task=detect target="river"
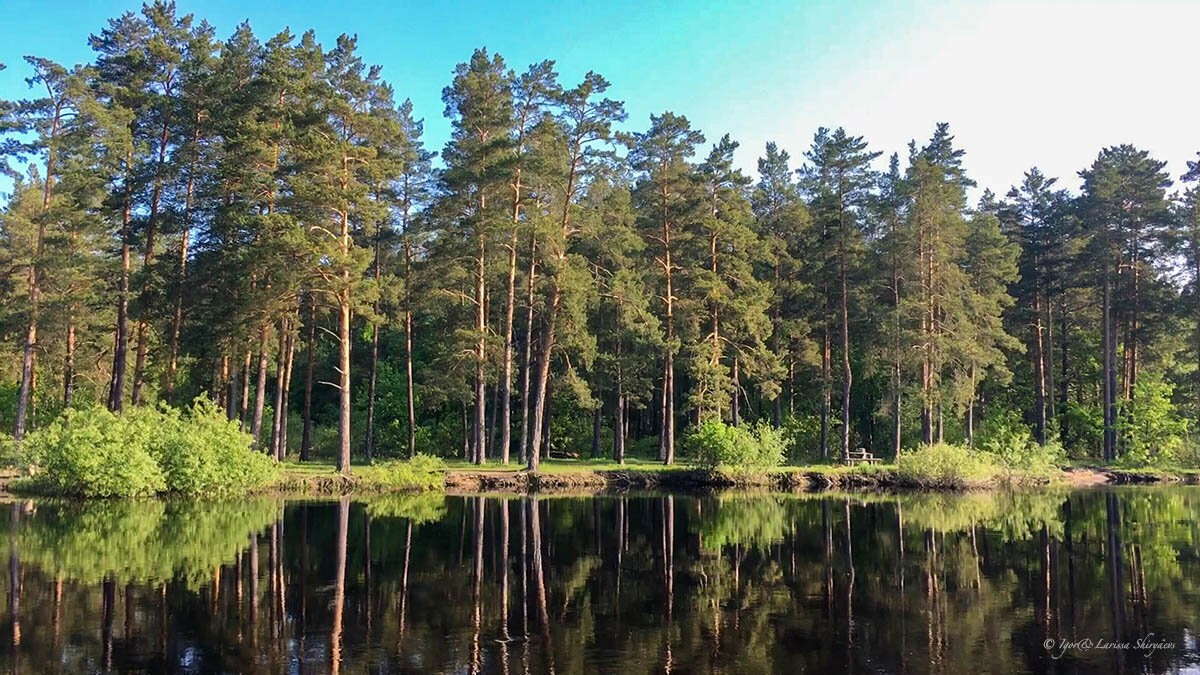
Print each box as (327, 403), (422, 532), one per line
(0, 487), (1197, 674)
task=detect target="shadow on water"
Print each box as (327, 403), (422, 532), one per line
(0, 487), (1197, 674)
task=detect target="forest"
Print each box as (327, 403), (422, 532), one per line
(3, 1), (1200, 474)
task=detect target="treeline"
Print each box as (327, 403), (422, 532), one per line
(2, 2), (1199, 471)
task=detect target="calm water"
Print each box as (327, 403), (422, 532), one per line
(0, 488), (1198, 674)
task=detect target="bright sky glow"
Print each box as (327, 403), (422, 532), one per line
(2, 0), (1198, 199)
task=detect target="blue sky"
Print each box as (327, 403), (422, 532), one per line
(2, 0), (1198, 199)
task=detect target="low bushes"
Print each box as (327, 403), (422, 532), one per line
(976, 411), (1065, 478)
(896, 443), (1000, 486)
(152, 399), (279, 495)
(19, 398), (277, 498)
(364, 454), (446, 491)
(685, 419), (786, 470)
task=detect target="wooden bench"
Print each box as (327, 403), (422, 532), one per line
(842, 448), (882, 466)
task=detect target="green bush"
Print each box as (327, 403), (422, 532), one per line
(896, 443), (999, 486)
(781, 414), (835, 463)
(20, 398), (277, 497)
(1118, 377), (1189, 467)
(152, 398), (278, 495)
(367, 454), (446, 491)
(685, 420), (786, 470)
(23, 405), (167, 497)
(976, 411), (1065, 477)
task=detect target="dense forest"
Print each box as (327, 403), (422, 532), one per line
(2, 2), (1199, 472)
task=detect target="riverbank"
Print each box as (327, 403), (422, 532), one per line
(266, 458), (1200, 496)
(4, 458), (1194, 498)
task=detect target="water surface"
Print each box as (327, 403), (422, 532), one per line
(1, 488), (1198, 674)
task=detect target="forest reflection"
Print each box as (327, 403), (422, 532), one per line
(0, 488), (1197, 674)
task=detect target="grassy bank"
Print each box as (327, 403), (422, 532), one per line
(271, 455), (1200, 495)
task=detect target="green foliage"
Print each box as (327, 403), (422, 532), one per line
(695, 495), (790, 551)
(366, 454), (445, 491)
(17, 498), (281, 587)
(1119, 377), (1190, 467)
(151, 398), (279, 495)
(976, 410), (1065, 477)
(685, 419), (786, 470)
(1062, 401), (1104, 459)
(366, 492), (448, 523)
(20, 398), (277, 497)
(781, 414), (835, 462)
(896, 443), (999, 486)
(22, 405), (167, 497)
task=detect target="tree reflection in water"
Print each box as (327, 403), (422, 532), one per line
(0, 488), (1196, 674)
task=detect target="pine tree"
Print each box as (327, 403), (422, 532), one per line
(630, 112), (704, 465)
(441, 48), (514, 465)
(1001, 169), (1071, 443)
(1079, 146), (1173, 460)
(870, 153), (911, 457)
(526, 72), (624, 470)
(956, 210), (1021, 446)
(799, 127), (879, 458)
(752, 142), (812, 428)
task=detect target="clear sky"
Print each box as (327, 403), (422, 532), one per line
(2, 0), (1198, 199)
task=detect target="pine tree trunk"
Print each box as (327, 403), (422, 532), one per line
(731, 357), (741, 426)
(839, 244), (852, 460)
(501, 232), (517, 465)
(1045, 297), (1057, 425)
(1059, 299), (1070, 445)
(614, 375), (625, 465)
(527, 285), (559, 471)
(62, 323), (75, 409)
(820, 319), (831, 458)
(15, 180), (52, 438)
(337, 291), (352, 473)
(240, 350), (252, 430)
(771, 263), (782, 429)
(279, 323), (295, 460)
(365, 322), (378, 462)
(1102, 266), (1115, 461)
(1033, 290), (1047, 444)
(592, 406), (602, 458)
(966, 363), (976, 448)
(252, 323), (271, 448)
(107, 172), (133, 414)
(488, 383), (500, 459)
(302, 298), (316, 461)
(271, 319), (289, 461)
(663, 213), (676, 465)
(519, 235), (536, 465)
(166, 121), (199, 401)
(226, 349), (239, 422)
(365, 231), (381, 462)
(474, 232), (487, 465)
(892, 238), (902, 459)
(131, 120), (173, 407)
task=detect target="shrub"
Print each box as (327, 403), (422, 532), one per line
(686, 420), (786, 470)
(896, 443), (999, 486)
(20, 398), (277, 497)
(23, 406), (167, 497)
(976, 410), (1064, 477)
(367, 454), (446, 491)
(1118, 377), (1189, 467)
(152, 398), (278, 495)
(781, 413), (839, 463)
